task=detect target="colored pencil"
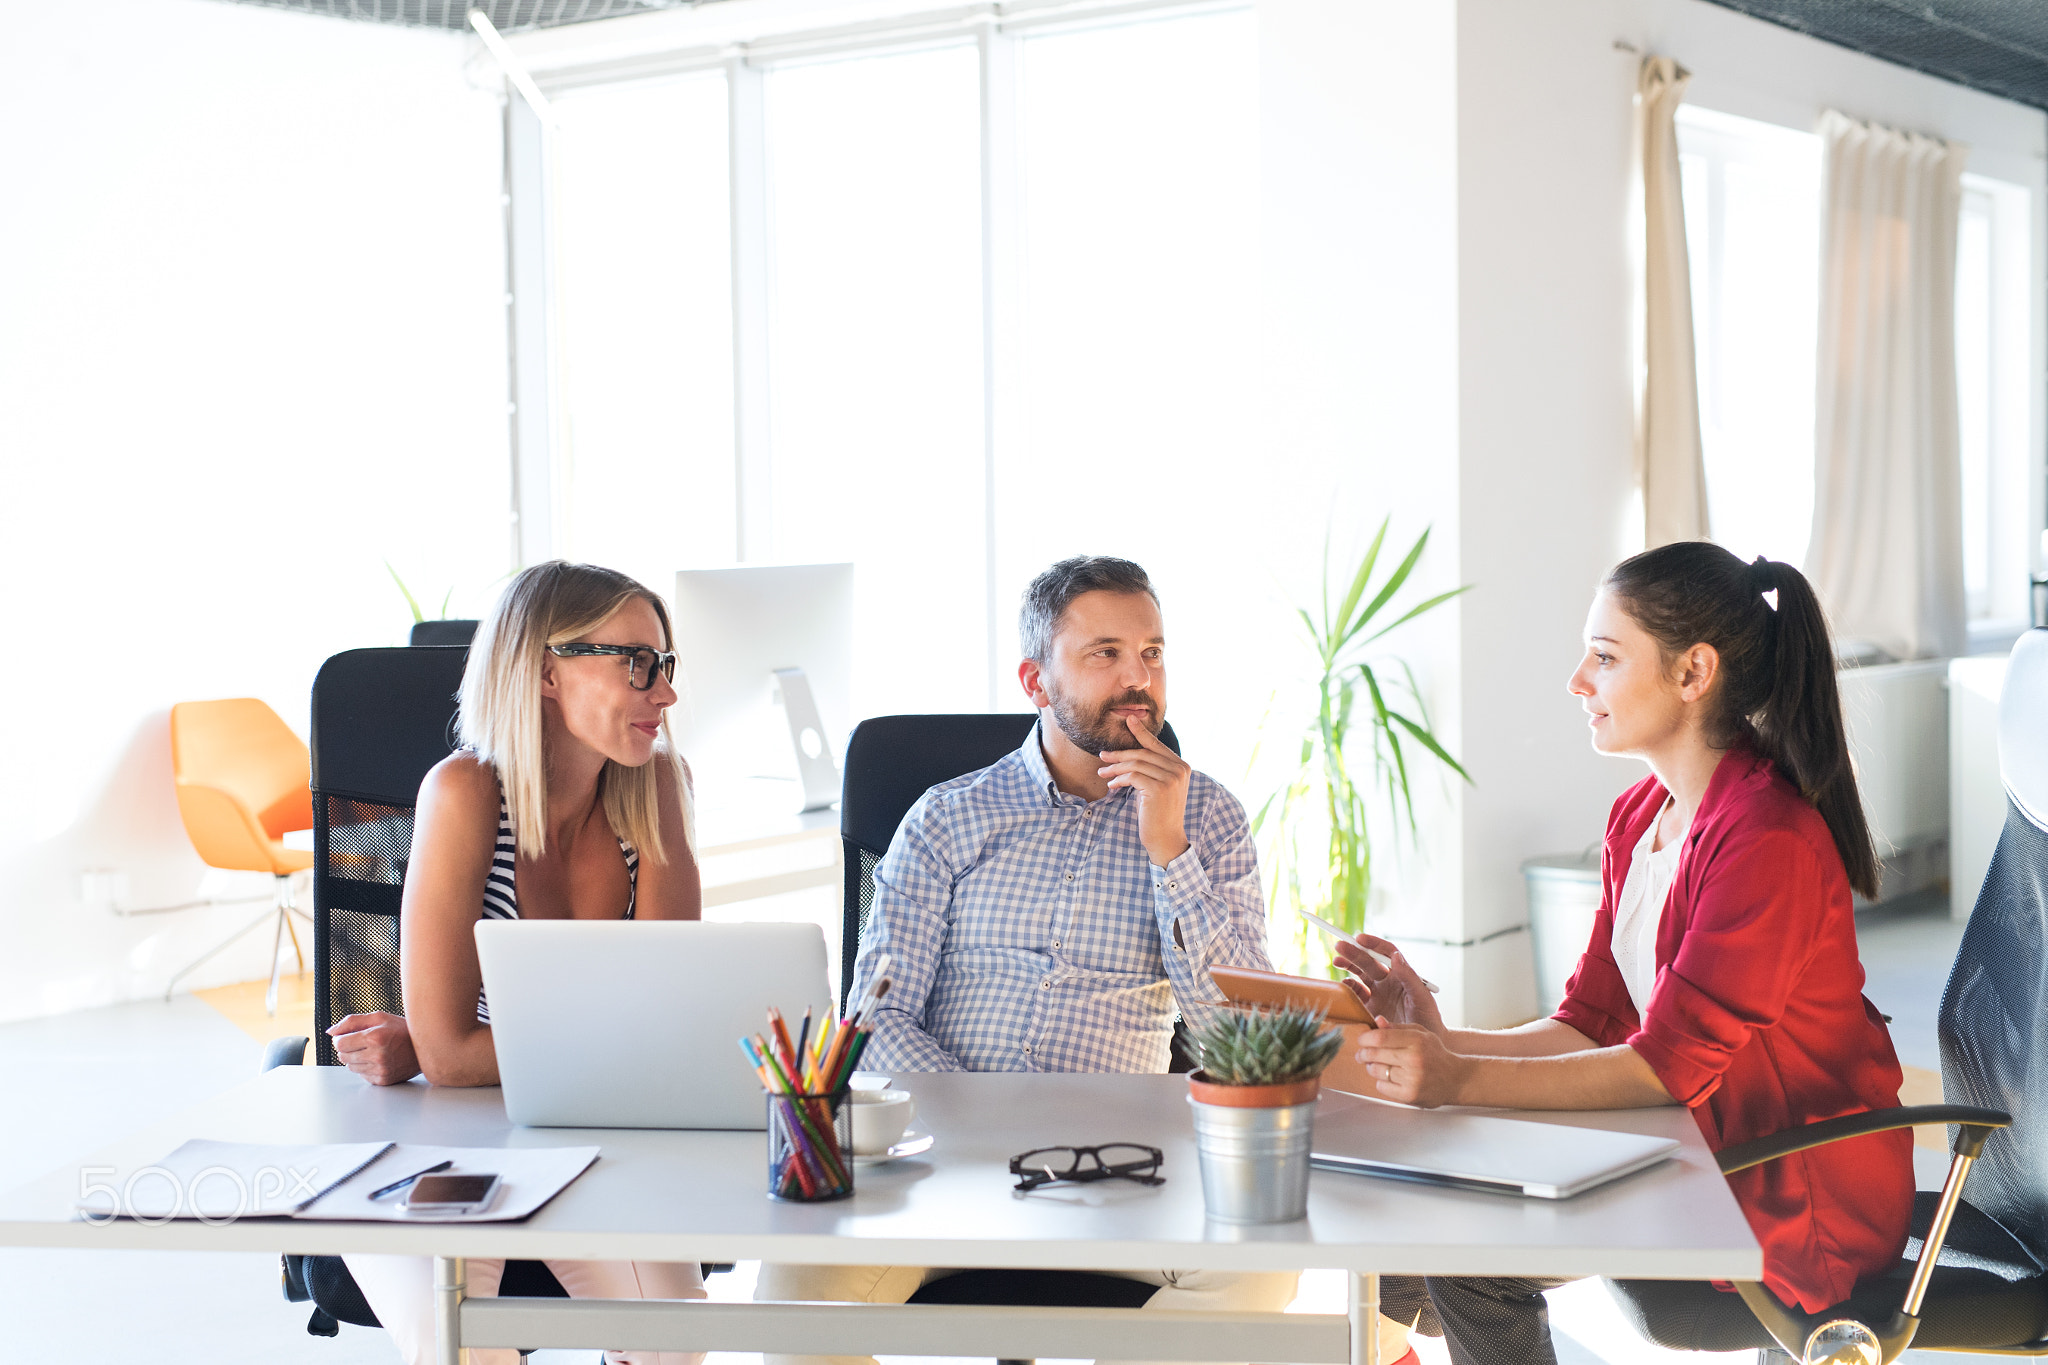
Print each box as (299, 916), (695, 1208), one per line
(836, 1029), (872, 1088)
(768, 1008), (801, 1080)
(757, 1040), (848, 1186)
(772, 1100), (818, 1197)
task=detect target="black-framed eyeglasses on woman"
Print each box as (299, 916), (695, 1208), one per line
(1009, 1144), (1165, 1193)
(547, 643), (678, 692)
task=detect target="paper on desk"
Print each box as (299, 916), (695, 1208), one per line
(296, 1144), (601, 1222)
(80, 1139), (396, 1220)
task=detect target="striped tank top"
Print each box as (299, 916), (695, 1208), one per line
(475, 788), (639, 1024)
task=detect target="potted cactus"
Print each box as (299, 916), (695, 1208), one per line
(1186, 1004), (1343, 1223)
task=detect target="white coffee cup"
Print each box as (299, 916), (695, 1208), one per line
(849, 1088), (916, 1155)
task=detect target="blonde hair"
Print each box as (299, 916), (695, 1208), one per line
(457, 561), (691, 864)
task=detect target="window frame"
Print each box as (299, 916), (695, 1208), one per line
(505, 0), (1254, 706)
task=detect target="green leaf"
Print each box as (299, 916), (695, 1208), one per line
(438, 587), (455, 619)
(1331, 516), (1390, 648)
(1359, 584), (1473, 647)
(1337, 527), (1429, 653)
(1359, 664), (1418, 834)
(1396, 658), (1435, 732)
(1390, 710), (1474, 785)
(1250, 791), (1277, 836)
(385, 562), (425, 624)
(1319, 532), (1329, 642)
(1296, 605), (1324, 656)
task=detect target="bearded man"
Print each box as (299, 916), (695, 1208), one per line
(852, 553), (1273, 1073)
(752, 556), (1299, 1365)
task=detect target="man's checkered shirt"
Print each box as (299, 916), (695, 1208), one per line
(850, 722), (1274, 1074)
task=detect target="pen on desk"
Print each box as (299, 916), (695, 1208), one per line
(1297, 906), (1441, 994)
(369, 1160), (452, 1201)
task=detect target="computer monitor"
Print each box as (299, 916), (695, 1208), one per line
(670, 563), (853, 809)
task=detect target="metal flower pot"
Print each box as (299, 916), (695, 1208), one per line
(1186, 1072), (1319, 1224)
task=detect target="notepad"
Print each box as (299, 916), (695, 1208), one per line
(1208, 964), (1380, 1096)
(78, 1140), (599, 1223)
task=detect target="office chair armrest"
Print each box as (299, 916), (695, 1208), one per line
(1714, 1105), (2009, 1175)
(262, 1036), (309, 1073)
(1719, 1104), (2014, 1362)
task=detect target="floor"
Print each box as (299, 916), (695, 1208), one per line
(0, 897), (1998, 1364)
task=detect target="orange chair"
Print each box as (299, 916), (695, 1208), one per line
(164, 699), (316, 1014)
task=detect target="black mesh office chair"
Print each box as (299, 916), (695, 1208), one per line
(841, 714), (1052, 1010)
(1605, 628), (2048, 1362)
(838, 712), (1193, 1335)
(268, 645), (571, 1338)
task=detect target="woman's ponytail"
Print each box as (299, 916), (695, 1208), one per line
(1607, 543), (1880, 898)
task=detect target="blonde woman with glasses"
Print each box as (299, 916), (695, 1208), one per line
(331, 560), (707, 1365)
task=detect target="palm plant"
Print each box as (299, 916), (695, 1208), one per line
(1254, 518), (1471, 971)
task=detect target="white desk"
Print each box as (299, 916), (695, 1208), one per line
(0, 1069), (1759, 1364)
(696, 775), (841, 909)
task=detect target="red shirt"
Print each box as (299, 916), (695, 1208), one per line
(1553, 748), (1912, 1312)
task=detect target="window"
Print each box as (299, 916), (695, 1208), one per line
(1954, 178), (2034, 625)
(1677, 107), (1821, 569)
(549, 74), (735, 597)
(1000, 9), (1261, 748)
(1676, 105), (2036, 632)
(763, 45), (987, 719)
(539, 4), (1260, 741)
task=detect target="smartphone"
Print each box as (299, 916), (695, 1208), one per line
(402, 1172), (502, 1215)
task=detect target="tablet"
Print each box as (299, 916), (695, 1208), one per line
(1209, 964), (1374, 1025)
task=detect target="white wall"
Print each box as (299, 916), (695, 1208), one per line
(1451, 0), (1645, 1023)
(1257, 0), (1470, 990)
(1262, 0), (2045, 1026)
(0, 0), (510, 1022)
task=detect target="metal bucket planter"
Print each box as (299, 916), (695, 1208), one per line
(1186, 1071), (1319, 1223)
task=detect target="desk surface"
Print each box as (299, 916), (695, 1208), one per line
(0, 1069), (1759, 1281)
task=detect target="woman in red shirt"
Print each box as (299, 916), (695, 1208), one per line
(1342, 541), (1911, 1365)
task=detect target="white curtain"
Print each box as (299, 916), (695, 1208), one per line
(1633, 56), (1709, 548)
(1807, 110), (1969, 661)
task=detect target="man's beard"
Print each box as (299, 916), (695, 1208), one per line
(1046, 684), (1162, 756)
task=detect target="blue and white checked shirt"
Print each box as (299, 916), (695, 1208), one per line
(850, 721), (1274, 1074)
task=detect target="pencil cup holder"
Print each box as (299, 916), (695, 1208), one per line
(766, 1089), (855, 1202)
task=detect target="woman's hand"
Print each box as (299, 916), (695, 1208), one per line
(327, 1012), (421, 1086)
(1354, 1020), (1470, 1108)
(1335, 933), (1444, 1034)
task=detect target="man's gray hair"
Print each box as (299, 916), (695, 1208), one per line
(1020, 556), (1159, 664)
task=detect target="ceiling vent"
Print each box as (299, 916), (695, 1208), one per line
(1701, 0), (2048, 111)
(215, 0), (703, 33)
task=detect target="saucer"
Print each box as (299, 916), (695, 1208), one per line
(851, 1131), (935, 1167)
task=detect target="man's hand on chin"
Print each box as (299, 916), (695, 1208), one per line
(1099, 714), (1192, 867)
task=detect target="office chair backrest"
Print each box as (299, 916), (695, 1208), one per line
(1938, 627), (2048, 1265)
(839, 713), (1179, 1010)
(308, 647), (468, 1065)
(409, 619), (479, 647)
(169, 699), (314, 871)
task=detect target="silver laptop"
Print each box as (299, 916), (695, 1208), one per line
(475, 919), (834, 1129)
(1309, 1093), (1680, 1199)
